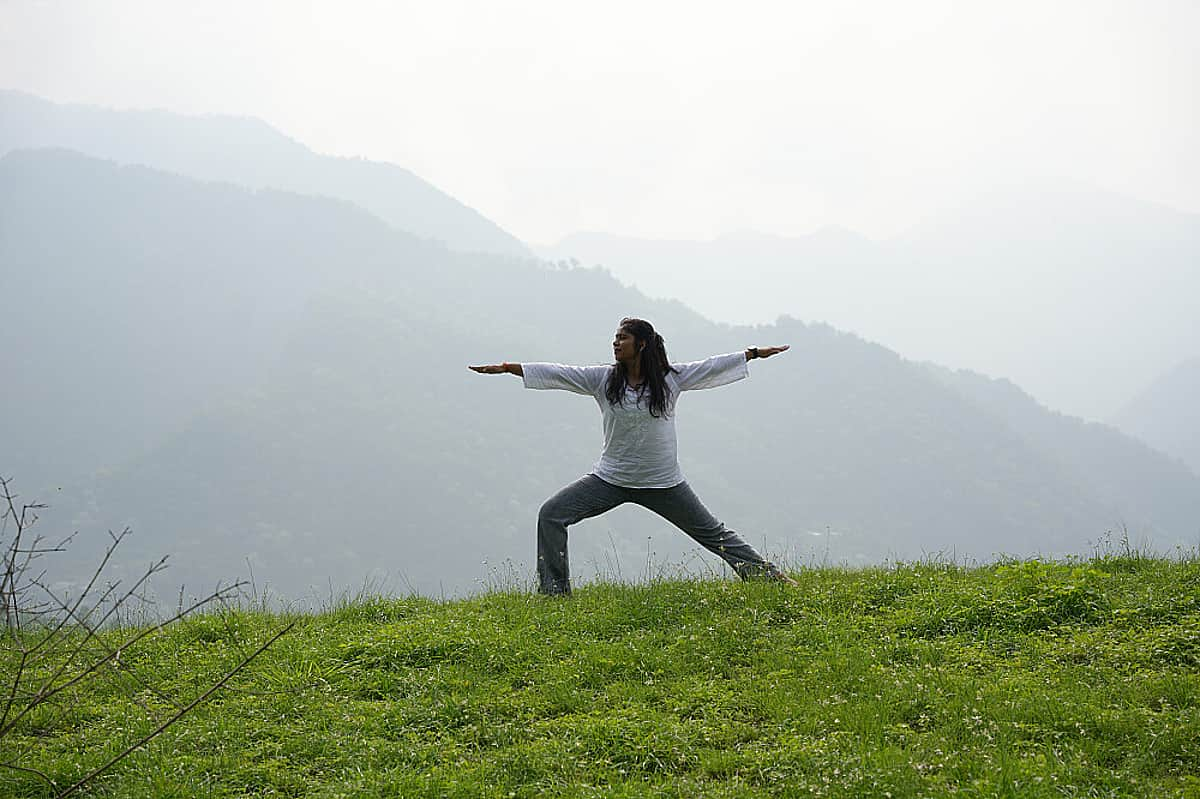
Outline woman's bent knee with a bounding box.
[538,498,569,526]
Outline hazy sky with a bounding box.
[2,0,1197,244]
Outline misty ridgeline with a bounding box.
[2,91,1199,604]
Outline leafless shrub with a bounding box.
[1,475,292,797]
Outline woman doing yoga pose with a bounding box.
[470,317,794,595]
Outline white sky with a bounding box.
[2,0,1197,244]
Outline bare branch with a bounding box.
[23,542,168,698]
[0,650,28,732]
[3,476,280,799]
[0,580,245,739]
[0,759,56,789]
[32,587,187,715]
[53,621,295,799]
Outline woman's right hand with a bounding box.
[468,363,522,376]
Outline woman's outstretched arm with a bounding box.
[468,363,523,376]
[474,362,608,395]
[675,345,789,391]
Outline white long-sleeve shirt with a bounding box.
[522,352,749,488]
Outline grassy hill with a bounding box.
[4,555,1199,798]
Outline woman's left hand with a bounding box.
[751,345,789,359]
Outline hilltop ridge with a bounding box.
[4,557,1198,797]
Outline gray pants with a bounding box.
[536,474,784,595]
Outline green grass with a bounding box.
[4,556,1200,798]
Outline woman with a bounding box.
[470,317,795,595]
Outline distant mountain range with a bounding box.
[0,90,529,257]
[8,89,1195,427]
[542,186,1200,423]
[4,148,1197,600]
[1112,358,1200,476]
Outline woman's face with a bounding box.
[613,328,641,364]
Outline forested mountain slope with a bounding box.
[1112,358,1200,476]
[0,90,528,256]
[4,149,1197,599]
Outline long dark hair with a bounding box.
[605,318,678,418]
